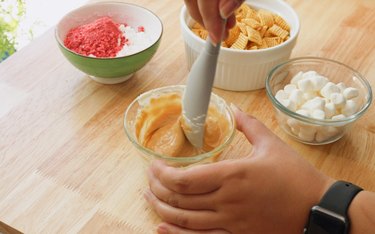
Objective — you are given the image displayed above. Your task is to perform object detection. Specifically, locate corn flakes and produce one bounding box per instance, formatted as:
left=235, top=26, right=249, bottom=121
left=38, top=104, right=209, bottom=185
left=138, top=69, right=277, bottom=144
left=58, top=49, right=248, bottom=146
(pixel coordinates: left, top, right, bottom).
left=190, top=3, right=291, bottom=50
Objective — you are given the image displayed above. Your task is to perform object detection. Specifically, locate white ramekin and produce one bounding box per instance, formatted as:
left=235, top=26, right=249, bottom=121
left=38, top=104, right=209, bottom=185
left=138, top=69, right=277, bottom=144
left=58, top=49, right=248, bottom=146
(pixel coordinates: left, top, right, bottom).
left=180, top=0, right=300, bottom=91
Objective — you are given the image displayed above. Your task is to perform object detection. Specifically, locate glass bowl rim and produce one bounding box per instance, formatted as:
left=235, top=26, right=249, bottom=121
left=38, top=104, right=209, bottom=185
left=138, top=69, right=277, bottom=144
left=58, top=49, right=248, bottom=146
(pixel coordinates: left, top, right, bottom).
left=123, top=85, right=236, bottom=163
left=265, top=56, right=373, bottom=125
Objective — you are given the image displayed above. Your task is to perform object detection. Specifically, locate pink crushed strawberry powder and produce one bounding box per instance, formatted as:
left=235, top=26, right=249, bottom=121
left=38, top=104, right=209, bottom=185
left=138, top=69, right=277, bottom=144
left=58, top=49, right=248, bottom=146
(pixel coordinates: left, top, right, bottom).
left=64, top=16, right=126, bottom=58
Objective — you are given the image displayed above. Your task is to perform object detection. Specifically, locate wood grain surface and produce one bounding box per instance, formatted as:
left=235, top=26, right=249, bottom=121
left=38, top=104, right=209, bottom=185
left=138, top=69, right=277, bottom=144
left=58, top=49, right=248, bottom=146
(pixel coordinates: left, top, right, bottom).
left=0, top=0, right=374, bottom=233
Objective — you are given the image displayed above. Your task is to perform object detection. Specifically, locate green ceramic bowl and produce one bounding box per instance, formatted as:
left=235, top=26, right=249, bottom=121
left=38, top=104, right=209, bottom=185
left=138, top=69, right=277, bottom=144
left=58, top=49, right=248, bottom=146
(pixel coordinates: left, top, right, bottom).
left=55, top=2, right=163, bottom=84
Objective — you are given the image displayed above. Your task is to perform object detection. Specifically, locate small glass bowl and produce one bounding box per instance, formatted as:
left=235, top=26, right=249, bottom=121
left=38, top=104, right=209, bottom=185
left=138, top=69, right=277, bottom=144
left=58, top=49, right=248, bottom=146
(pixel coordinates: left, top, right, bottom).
left=124, top=85, right=236, bottom=167
left=266, top=57, right=372, bottom=145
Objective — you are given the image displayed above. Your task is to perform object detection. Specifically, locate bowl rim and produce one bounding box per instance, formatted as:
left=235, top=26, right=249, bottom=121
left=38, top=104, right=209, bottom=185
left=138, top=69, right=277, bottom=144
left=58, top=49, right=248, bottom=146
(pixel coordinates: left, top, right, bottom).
left=179, top=0, right=300, bottom=54
left=55, top=1, right=163, bottom=60
left=123, top=85, right=236, bottom=163
left=265, top=56, right=373, bottom=125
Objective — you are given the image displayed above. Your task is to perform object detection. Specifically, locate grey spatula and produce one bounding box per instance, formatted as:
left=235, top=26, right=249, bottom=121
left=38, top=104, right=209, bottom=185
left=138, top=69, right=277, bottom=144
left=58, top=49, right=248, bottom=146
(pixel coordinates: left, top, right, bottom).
left=182, top=22, right=225, bottom=148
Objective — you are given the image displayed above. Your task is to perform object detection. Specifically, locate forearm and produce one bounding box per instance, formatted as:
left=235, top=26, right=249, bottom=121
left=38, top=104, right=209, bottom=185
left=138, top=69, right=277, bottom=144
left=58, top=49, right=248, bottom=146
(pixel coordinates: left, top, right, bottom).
left=348, top=190, right=375, bottom=233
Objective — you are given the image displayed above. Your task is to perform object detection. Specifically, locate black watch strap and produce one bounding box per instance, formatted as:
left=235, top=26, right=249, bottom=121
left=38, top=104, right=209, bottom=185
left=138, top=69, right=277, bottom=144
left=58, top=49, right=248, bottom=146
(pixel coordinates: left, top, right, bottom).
left=318, top=180, right=363, bottom=217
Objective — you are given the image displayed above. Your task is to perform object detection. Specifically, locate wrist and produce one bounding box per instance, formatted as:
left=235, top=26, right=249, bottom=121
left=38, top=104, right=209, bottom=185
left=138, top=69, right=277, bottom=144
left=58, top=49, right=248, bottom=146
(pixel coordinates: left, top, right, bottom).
left=348, top=191, right=363, bottom=234
left=304, top=180, right=363, bottom=234
left=297, top=176, right=335, bottom=233
left=348, top=190, right=375, bottom=234
left=316, top=178, right=336, bottom=204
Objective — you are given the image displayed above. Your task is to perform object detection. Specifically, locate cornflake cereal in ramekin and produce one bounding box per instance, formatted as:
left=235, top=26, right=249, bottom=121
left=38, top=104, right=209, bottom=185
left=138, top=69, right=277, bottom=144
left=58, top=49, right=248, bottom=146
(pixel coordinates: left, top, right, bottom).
left=191, top=3, right=291, bottom=50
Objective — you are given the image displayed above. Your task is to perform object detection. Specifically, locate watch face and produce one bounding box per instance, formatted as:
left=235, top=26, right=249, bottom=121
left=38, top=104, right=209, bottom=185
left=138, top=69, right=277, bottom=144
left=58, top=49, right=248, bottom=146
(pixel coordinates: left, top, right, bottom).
left=306, top=208, right=347, bottom=234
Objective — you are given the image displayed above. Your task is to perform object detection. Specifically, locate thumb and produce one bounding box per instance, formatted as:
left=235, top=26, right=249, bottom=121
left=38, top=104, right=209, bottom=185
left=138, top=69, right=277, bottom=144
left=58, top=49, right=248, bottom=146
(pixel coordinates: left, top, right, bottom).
left=231, top=104, right=274, bottom=148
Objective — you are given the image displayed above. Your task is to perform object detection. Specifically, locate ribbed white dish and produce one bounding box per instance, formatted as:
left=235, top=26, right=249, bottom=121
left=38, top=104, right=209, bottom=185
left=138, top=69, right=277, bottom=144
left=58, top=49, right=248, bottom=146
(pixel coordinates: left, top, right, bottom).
left=180, top=0, right=300, bottom=91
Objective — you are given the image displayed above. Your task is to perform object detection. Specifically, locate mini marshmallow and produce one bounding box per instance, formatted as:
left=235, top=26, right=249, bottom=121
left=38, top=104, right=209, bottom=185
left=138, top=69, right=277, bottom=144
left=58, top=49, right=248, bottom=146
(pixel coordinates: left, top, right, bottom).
left=284, top=84, right=297, bottom=94
left=331, top=114, right=346, bottom=120
left=275, top=90, right=288, bottom=102
left=302, top=70, right=319, bottom=79
left=336, top=82, right=347, bottom=92
left=303, top=91, right=318, bottom=101
left=290, top=71, right=304, bottom=85
left=310, top=75, right=329, bottom=91
left=301, top=97, right=325, bottom=111
left=311, top=109, right=325, bottom=120
left=351, top=96, right=363, bottom=108
left=286, top=118, right=301, bottom=135
left=320, top=82, right=340, bottom=98
left=282, top=122, right=292, bottom=133
left=324, top=102, right=336, bottom=119
left=289, top=89, right=305, bottom=106
left=296, top=109, right=310, bottom=117
left=280, top=99, right=297, bottom=112
left=342, top=99, right=358, bottom=116
left=297, top=78, right=315, bottom=92
left=287, top=118, right=300, bottom=129
left=330, top=93, right=346, bottom=109
left=298, top=132, right=315, bottom=142
left=298, top=126, right=317, bottom=142
left=291, top=127, right=300, bottom=135
left=343, top=87, right=359, bottom=100
left=315, top=126, right=340, bottom=143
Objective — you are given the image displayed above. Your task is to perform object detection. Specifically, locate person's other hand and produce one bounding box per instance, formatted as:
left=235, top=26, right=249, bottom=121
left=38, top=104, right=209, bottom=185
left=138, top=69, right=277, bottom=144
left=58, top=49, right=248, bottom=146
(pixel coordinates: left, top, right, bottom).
left=184, top=0, right=245, bottom=44
left=145, top=106, right=334, bottom=234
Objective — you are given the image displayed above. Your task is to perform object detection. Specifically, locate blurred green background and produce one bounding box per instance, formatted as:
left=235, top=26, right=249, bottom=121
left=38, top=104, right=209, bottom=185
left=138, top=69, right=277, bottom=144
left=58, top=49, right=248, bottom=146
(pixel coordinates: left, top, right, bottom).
left=0, top=0, right=86, bottom=62
left=0, top=0, right=26, bottom=61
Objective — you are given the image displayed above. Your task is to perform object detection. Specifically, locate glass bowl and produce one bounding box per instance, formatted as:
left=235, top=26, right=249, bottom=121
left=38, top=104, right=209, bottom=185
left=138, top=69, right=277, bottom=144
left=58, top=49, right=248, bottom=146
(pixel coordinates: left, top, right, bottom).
left=266, top=57, right=372, bottom=145
left=124, top=85, right=236, bottom=167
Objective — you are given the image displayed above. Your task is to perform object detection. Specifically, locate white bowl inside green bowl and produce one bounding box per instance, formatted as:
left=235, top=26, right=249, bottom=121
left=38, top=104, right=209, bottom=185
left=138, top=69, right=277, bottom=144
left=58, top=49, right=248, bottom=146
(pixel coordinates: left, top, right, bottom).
left=55, top=2, right=163, bottom=84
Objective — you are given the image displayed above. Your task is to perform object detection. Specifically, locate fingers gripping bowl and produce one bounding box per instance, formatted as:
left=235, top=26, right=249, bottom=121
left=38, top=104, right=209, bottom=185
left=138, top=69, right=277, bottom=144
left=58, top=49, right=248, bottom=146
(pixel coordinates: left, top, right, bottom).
left=55, top=2, right=163, bottom=84
left=180, top=0, right=300, bottom=91
left=124, top=85, right=236, bottom=167
left=266, top=57, right=372, bottom=145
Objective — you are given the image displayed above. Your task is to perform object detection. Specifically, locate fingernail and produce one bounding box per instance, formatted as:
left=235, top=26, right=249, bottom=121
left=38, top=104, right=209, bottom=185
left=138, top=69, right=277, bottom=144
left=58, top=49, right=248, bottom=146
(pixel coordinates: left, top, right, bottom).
left=220, top=0, right=240, bottom=19
left=157, top=225, right=169, bottom=234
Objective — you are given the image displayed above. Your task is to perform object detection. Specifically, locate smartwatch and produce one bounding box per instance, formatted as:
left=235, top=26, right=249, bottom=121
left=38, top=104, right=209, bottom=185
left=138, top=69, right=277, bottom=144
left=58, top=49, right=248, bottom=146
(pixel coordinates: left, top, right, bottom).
left=304, top=180, right=363, bottom=234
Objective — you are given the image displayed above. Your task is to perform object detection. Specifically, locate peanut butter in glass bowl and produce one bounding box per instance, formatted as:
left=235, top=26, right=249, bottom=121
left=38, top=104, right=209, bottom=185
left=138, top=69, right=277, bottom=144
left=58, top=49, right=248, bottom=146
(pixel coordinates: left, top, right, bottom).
left=124, top=85, right=235, bottom=167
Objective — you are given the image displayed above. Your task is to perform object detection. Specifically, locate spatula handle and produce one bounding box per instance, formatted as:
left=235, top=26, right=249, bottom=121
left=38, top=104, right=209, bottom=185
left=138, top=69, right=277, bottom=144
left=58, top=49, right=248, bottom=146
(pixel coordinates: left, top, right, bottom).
left=182, top=20, right=226, bottom=148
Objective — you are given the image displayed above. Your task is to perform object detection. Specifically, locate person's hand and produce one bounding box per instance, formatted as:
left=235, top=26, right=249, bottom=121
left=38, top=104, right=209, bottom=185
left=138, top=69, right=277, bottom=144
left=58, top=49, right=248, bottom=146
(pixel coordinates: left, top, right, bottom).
left=145, top=106, right=334, bottom=234
left=184, top=0, right=245, bottom=44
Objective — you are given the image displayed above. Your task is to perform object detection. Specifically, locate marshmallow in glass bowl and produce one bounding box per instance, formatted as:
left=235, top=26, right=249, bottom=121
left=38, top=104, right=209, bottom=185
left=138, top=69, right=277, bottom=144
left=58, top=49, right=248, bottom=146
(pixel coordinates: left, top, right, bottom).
left=266, top=57, right=372, bottom=145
